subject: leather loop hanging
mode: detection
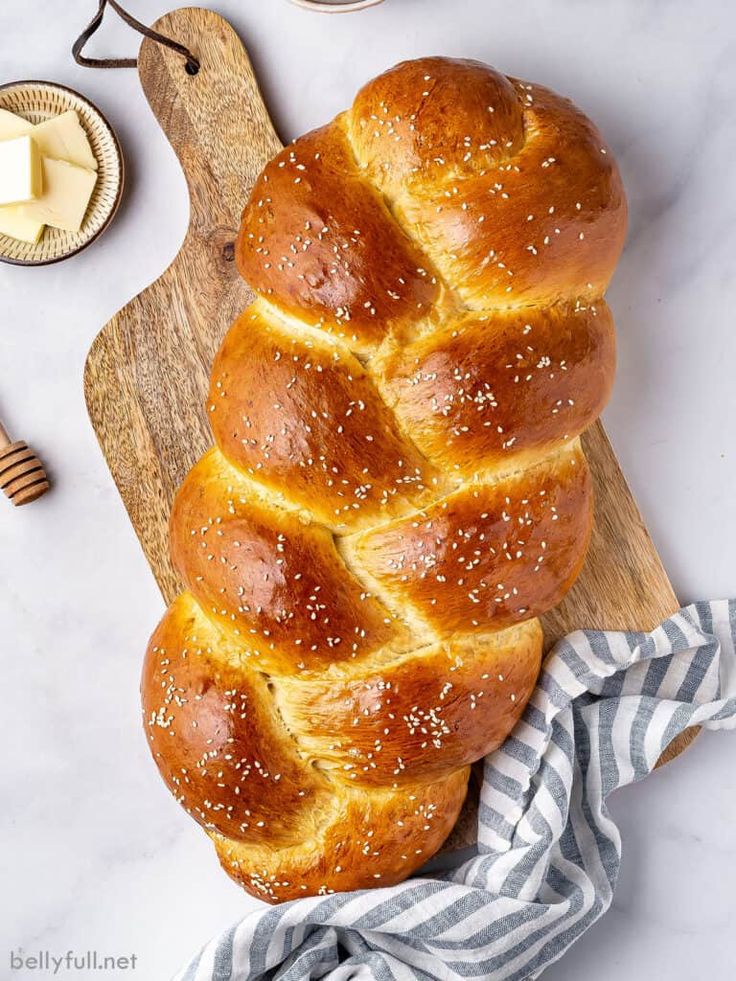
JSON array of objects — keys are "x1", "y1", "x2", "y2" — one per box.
[{"x1": 72, "y1": 0, "x2": 200, "y2": 75}]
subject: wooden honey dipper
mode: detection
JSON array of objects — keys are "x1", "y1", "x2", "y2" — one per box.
[{"x1": 0, "y1": 419, "x2": 50, "y2": 506}]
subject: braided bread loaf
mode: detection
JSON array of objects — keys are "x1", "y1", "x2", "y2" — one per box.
[{"x1": 142, "y1": 57, "x2": 626, "y2": 903}]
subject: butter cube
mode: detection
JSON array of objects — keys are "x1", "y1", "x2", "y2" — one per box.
[
  {"x1": 0, "y1": 135, "x2": 43, "y2": 205},
  {"x1": 32, "y1": 110, "x2": 97, "y2": 171},
  {"x1": 21, "y1": 157, "x2": 97, "y2": 232},
  {"x1": 0, "y1": 108, "x2": 33, "y2": 141},
  {"x1": 0, "y1": 114, "x2": 44, "y2": 243},
  {"x1": 0, "y1": 206, "x2": 44, "y2": 244}
]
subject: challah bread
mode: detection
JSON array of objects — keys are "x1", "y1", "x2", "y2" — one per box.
[{"x1": 142, "y1": 56, "x2": 626, "y2": 903}]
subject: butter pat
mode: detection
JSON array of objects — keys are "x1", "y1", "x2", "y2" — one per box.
[
  {"x1": 0, "y1": 108, "x2": 97, "y2": 170},
  {"x1": 0, "y1": 206, "x2": 44, "y2": 244},
  {"x1": 0, "y1": 108, "x2": 33, "y2": 141},
  {"x1": 32, "y1": 111, "x2": 97, "y2": 171},
  {"x1": 21, "y1": 157, "x2": 96, "y2": 232},
  {"x1": 0, "y1": 135, "x2": 43, "y2": 205}
]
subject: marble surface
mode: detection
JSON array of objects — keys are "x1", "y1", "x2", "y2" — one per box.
[{"x1": 0, "y1": 1, "x2": 734, "y2": 978}]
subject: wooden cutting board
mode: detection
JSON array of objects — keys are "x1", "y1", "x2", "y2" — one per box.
[{"x1": 84, "y1": 7, "x2": 694, "y2": 849}]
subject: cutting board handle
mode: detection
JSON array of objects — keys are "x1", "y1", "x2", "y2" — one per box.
[{"x1": 137, "y1": 7, "x2": 282, "y2": 231}]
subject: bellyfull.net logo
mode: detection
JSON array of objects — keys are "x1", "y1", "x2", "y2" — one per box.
[{"x1": 9, "y1": 950, "x2": 138, "y2": 975}]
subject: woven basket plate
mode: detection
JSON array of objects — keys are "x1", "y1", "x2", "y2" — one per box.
[{"x1": 0, "y1": 80, "x2": 123, "y2": 266}]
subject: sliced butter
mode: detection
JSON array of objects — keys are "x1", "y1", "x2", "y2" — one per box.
[
  {"x1": 32, "y1": 111, "x2": 97, "y2": 171},
  {"x1": 0, "y1": 135, "x2": 43, "y2": 206},
  {"x1": 0, "y1": 108, "x2": 33, "y2": 141},
  {"x1": 21, "y1": 157, "x2": 97, "y2": 232},
  {"x1": 0, "y1": 206, "x2": 44, "y2": 244}
]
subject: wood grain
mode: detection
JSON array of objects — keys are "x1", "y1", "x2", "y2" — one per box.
[
  {"x1": 84, "y1": 7, "x2": 696, "y2": 854},
  {"x1": 85, "y1": 8, "x2": 280, "y2": 603}
]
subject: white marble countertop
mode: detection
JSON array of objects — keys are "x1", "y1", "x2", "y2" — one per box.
[{"x1": 1, "y1": 1, "x2": 734, "y2": 978}]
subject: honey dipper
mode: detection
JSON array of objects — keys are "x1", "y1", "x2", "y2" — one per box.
[{"x1": 0, "y1": 419, "x2": 50, "y2": 506}]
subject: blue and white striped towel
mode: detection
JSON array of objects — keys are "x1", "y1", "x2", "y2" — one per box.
[{"x1": 175, "y1": 600, "x2": 736, "y2": 981}]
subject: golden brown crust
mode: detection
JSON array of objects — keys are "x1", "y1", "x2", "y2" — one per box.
[
  {"x1": 377, "y1": 301, "x2": 615, "y2": 476},
  {"x1": 142, "y1": 594, "x2": 470, "y2": 901},
  {"x1": 210, "y1": 766, "x2": 469, "y2": 902},
  {"x1": 142, "y1": 594, "x2": 331, "y2": 844},
  {"x1": 208, "y1": 301, "x2": 446, "y2": 530},
  {"x1": 376, "y1": 71, "x2": 627, "y2": 308},
  {"x1": 348, "y1": 57, "x2": 526, "y2": 192},
  {"x1": 276, "y1": 620, "x2": 542, "y2": 785},
  {"x1": 143, "y1": 56, "x2": 627, "y2": 902},
  {"x1": 169, "y1": 450, "x2": 408, "y2": 674},
  {"x1": 348, "y1": 442, "x2": 593, "y2": 635},
  {"x1": 235, "y1": 123, "x2": 444, "y2": 354}
]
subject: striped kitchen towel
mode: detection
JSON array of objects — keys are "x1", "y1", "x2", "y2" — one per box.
[{"x1": 175, "y1": 600, "x2": 736, "y2": 981}]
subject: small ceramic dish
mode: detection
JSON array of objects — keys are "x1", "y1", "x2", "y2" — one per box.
[
  {"x1": 289, "y1": 0, "x2": 385, "y2": 11},
  {"x1": 0, "y1": 80, "x2": 124, "y2": 266}
]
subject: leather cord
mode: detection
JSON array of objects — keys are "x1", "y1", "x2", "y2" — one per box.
[{"x1": 72, "y1": 0, "x2": 200, "y2": 75}]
